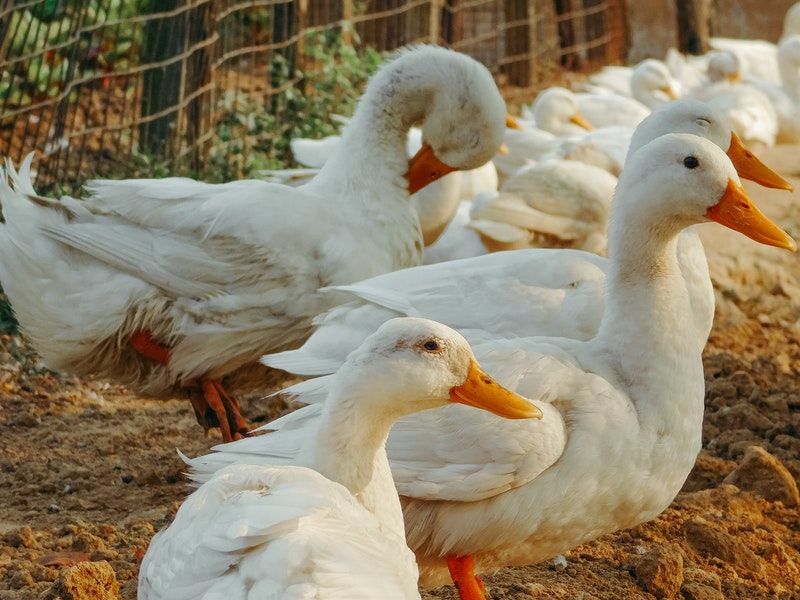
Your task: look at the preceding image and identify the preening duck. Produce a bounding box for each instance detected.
[263,99,793,377]
[191,133,795,600]
[0,46,507,442]
[286,126,498,246]
[139,318,540,600]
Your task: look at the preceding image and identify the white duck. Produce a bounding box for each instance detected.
[752,36,800,143]
[0,46,506,442]
[468,159,617,254]
[191,134,795,600]
[422,160,615,262]
[263,99,792,378]
[491,89,598,184]
[708,1,800,84]
[692,53,779,150]
[584,59,680,103]
[492,121,556,182]
[546,125,632,176]
[529,87,594,135]
[140,317,540,599]
[577,59,680,128]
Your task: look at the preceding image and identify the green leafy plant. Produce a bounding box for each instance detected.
[209,24,384,180]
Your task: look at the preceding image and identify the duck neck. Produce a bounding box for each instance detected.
[596,203,704,430]
[677,227,714,349]
[305,382,407,536]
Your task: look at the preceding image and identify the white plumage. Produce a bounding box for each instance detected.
[286,125,499,247]
[139,465,419,600]
[142,318,540,599]
[194,134,796,592]
[0,46,507,441]
[265,100,774,376]
[469,159,616,254]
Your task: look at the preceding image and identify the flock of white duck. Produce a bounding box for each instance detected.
[1,7,799,598]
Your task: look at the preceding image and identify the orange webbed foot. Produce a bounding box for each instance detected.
[189,378,251,442]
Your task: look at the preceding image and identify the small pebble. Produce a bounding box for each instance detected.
[552,554,568,571]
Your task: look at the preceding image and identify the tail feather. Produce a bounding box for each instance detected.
[261,349,342,376]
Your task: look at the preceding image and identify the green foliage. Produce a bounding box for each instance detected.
[1,0,147,109]
[209,24,384,180]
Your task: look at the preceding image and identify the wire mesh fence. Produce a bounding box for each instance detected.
[0,0,628,191]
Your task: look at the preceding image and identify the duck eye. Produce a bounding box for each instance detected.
[422,340,440,352]
[683,156,699,169]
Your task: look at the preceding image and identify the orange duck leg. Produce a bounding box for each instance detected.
[129,330,250,442]
[447,555,486,600]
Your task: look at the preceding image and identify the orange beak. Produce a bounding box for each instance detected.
[449,359,542,420]
[569,113,593,131]
[506,114,522,130]
[707,179,796,251]
[726,133,793,191]
[660,85,680,100]
[406,143,457,194]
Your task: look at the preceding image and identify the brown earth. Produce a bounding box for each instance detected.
[2,146,800,599]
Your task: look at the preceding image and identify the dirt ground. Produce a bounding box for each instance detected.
[2,147,800,599]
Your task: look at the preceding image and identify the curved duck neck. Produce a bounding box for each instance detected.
[311,54,437,203]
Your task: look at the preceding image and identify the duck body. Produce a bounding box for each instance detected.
[261,226,711,377]
[139,464,419,600]
[0,152,421,396]
[753,36,800,143]
[0,46,507,439]
[576,93,650,128]
[576,60,680,129]
[469,159,616,254]
[710,38,780,84]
